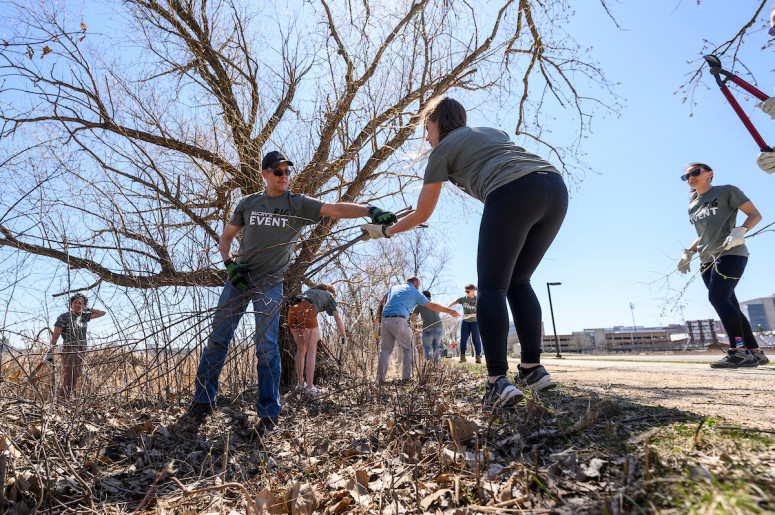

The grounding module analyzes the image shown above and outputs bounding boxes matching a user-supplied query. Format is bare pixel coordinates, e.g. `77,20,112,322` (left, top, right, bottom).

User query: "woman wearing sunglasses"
677,163,767,368
361,97,568,407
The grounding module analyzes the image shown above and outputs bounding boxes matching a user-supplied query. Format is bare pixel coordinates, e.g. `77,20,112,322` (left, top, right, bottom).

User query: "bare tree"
1,0,615,290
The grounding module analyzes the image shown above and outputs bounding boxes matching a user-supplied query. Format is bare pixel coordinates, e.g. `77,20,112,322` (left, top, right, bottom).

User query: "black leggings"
700,255,757,349
477,172,568,377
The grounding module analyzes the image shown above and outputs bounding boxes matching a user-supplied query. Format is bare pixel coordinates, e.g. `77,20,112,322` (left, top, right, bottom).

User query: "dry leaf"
525,397,548,420
255,488,285,514
420,488,452,510
131,420,154,434
330,497,353,514
284,482,320,515
80,22,87,31
448,416,479,444
41,46,52,57
346,469,370,504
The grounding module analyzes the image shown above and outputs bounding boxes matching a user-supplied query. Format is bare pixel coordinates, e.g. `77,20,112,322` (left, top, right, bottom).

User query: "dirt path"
506,356,775,429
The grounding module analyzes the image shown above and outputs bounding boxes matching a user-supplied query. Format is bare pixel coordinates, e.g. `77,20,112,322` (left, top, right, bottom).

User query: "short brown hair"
312,283,336,296
406,276,420,286
423,97,467,141
70,294,88,306
464,284,476,291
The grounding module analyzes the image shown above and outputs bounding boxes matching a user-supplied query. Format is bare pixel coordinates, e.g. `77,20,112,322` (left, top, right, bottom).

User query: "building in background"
740,294,775,332
686,319,725,348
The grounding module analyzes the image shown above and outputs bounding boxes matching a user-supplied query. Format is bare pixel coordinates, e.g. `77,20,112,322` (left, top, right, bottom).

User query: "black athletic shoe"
482,376,524,408
710,349,759,369
751,349,769,366
181,402,214,423
256,416,279,436
516,365,558,391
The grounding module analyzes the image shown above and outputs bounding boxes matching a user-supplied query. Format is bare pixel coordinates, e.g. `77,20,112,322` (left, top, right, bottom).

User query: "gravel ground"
506,355,775,430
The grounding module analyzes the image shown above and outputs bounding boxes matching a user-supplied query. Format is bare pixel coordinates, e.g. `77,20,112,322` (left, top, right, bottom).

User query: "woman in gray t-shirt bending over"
360,97,568,407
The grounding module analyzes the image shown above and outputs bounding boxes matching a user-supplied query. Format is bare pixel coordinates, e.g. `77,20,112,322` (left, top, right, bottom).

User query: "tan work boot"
459,355,466,363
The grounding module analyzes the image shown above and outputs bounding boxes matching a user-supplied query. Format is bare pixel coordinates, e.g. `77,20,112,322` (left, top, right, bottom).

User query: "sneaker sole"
488,389,524,408
710,363,741,369
526,375,558,391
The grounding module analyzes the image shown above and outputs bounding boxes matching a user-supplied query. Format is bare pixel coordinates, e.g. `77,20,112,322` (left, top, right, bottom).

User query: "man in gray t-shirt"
411,291,444,364
188,150,397,431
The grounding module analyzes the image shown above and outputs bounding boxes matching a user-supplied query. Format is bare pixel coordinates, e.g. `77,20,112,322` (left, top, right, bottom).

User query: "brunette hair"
423,97,467,141
406,276,420,287
464,283,476,291
70,294,88,306
686,162,713,201
312,283,336,296
422,290,431,300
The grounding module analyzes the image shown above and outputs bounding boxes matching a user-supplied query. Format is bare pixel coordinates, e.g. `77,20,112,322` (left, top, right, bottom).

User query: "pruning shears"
703,55,773,152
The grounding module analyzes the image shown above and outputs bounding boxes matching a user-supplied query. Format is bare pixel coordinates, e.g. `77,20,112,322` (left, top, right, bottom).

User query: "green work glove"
367,205,397,226
224,259,249,290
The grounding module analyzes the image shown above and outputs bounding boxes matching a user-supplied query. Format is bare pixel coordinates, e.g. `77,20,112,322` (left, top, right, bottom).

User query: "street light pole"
629,302,638,353
547,282,562,358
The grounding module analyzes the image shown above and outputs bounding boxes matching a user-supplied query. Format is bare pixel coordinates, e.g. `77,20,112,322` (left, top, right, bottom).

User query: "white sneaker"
305,385,323,397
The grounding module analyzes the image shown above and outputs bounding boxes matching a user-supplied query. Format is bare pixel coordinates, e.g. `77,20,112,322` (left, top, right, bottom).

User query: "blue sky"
1,1,773,342
424,2,775,333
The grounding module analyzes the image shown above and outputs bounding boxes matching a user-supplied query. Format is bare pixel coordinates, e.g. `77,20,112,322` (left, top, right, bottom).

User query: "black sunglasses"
271,168,291,177
681,168,707,181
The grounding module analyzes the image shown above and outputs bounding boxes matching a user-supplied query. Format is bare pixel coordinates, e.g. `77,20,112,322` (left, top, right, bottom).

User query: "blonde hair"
465,283,476,291
312,283,335,296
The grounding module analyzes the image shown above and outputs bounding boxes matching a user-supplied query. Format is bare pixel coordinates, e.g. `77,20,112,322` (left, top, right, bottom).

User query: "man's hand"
447,309,461,318
723,227,748,250
224,259,249,290
757,151,775,174
757,92,775,119
360,223,391,240
367,206,398,226
677,249,695,274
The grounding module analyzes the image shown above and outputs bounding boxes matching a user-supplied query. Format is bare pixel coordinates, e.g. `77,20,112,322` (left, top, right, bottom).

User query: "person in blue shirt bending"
376,277,459,382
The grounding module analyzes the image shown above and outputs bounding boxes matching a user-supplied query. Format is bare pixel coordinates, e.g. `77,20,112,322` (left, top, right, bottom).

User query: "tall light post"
629,302,638,353
547,282,562,358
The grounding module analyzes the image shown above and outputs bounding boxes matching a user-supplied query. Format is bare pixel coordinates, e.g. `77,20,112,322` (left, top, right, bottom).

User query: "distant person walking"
288,284,347,396
50,294,106,399
361,98,568,407
411,290,444,364
677,162,767,368
448,284,482,363
377,277,459,382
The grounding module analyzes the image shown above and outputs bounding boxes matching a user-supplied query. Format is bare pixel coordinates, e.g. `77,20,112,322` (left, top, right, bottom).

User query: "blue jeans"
460,320,482,357
421,327,443,363
194,278,283,418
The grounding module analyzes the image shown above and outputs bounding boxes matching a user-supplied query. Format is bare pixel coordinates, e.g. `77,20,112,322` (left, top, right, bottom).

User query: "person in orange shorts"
288,284,347,396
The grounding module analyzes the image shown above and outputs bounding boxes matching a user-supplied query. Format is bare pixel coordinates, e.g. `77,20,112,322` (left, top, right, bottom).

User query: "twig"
171,477,260,515
130,462,174,515
716,425,775,435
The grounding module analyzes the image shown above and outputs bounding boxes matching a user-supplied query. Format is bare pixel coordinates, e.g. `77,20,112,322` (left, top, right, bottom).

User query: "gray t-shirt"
689,184,750,264
54,311,92,348
455,295,477,322
300,288,338,316
229,191,323,276
423,127,560,202
412,303,442,329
